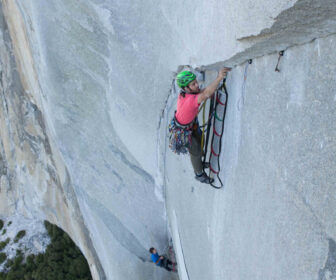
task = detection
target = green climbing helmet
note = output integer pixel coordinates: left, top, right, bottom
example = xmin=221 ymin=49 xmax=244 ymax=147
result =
xmin=176 ymin=70 xmax=196 ymax=88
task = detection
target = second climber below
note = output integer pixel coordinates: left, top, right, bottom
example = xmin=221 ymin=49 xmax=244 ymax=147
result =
xmin=171 ymin=68 xmax=231 ymax=184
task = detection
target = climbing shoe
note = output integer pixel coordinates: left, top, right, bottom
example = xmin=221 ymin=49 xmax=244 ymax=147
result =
xmin=195 ymin=172 xmax=214 ymax=184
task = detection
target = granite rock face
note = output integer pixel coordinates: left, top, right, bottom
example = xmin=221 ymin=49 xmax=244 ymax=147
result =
xmin=165 ymin=35 xmax=336 ymax=280
xmin=0 ymin=3 xmax=104 ymax=279
xmin=0 ymin=0 xmax=335 ymax=279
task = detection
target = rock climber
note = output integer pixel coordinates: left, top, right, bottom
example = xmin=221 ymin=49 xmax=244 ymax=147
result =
xmin=169 ymin=68 xmax=231 ymax=184
xmin=149 ymin=247 xmax=176 ymax=272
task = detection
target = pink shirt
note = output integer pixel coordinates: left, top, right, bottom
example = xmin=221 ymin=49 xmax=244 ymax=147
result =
xmin=175 ymin=93 xmax=200 ymax=125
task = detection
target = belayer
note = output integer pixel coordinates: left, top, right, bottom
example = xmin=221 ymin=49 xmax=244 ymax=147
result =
xmin=169 ymin=68 xmax=231 ymax=184
xmin=149 ymin=247 xmax=176 ymax=272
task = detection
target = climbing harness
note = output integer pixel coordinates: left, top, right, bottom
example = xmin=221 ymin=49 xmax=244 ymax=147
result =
xmin=168 ymin=115 xmax=194 ymax=155
xmin=275 ymin=50 xmax=284 ymax=72
xmin=237 ymin=59 xmax=252 ymax=111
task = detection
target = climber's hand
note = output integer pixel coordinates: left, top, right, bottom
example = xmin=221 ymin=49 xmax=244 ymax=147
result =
xmin=198 ymin=67 xmax=232 ymax=104
xmin=218 ymin=67 xmax=231 ymax=79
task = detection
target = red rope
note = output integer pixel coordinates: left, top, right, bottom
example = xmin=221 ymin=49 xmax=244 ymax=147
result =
xmin=211 ymin=146 xmax=219 ymax=157
xmin=213 ymin=126 xmax=222 ymax=137
xmin=216 ymin=95 xmax=226 ymax=106
xmin=209 ymin=165 xmax=219 ymax=174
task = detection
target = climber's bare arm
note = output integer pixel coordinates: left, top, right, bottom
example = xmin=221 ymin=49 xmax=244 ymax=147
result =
xmin=197 ymin=68 xmax=231 ymax=104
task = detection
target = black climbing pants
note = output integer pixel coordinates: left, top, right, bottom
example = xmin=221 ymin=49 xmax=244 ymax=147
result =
xmin=188 ymin=125 xmax=203 ymax=175
xmin=160 ymin=258 xmax=174 ymax=271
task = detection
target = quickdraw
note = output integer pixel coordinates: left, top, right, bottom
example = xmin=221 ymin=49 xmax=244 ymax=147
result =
xmin=275 ymin=50 xmax=285 ymax=72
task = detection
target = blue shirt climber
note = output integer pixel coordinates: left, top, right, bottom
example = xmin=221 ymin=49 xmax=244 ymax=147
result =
xmin=151 ymin=252 xmax=162 ymax=266
xmin=149 ymin=247 xmax=176 ymax=272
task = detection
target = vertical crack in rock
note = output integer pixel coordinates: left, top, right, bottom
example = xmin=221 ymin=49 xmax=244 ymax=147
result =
xmin=319 ymin=239 xmax=336 ymax=280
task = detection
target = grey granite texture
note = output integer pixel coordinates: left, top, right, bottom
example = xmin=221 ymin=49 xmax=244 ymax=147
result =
xmin=1 ymin=0 xmax=336 ymax=279
xmin=165 ymin=34 xmax=336 ymax=280
xmin=0 ymin=3 xmax=106 ymax=279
